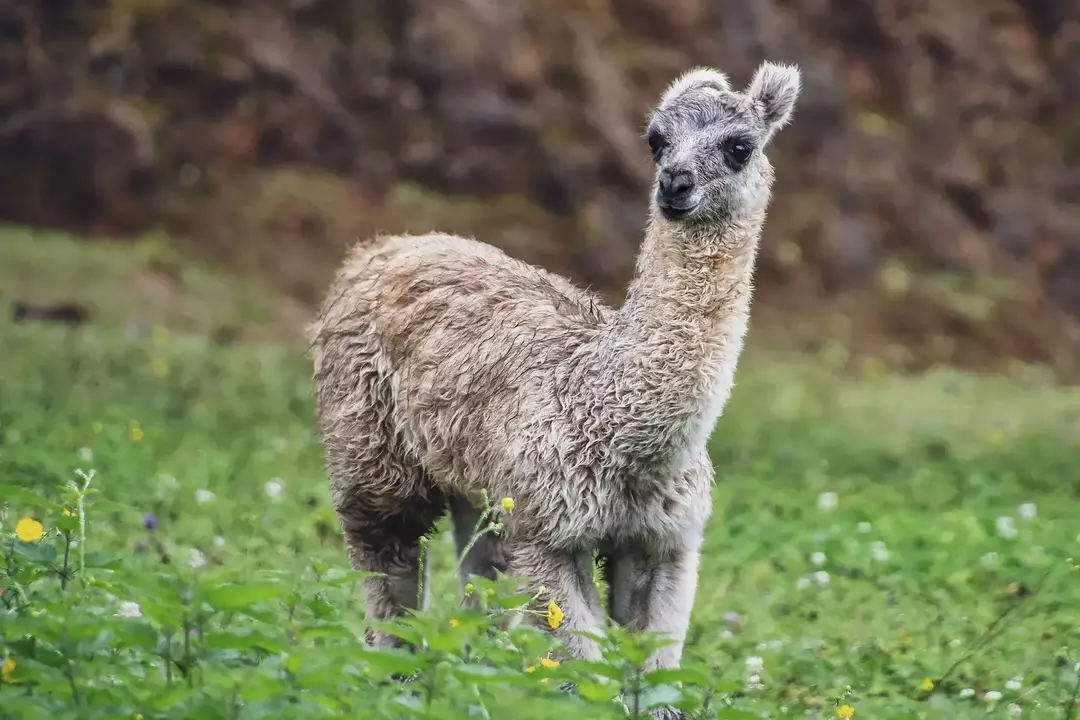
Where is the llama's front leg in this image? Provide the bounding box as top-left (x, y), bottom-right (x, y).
top-left (606, 545), bottom-right (701, 671)
top-left (509, 543), bottom-right (606, 661)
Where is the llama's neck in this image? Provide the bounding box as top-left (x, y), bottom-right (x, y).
top-left (587, 206), bottom-right (764, 470)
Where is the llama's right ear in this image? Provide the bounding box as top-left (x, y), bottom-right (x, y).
top-left (748, 61), bottom-right (801, 138)
top-left (657, 67), bottom-right (731, 111)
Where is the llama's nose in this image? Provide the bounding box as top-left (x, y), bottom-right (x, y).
top-left (657, 168), bottom-right (695, 203)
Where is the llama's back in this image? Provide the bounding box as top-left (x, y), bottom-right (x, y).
top-left (310, 232), bottom-right (610, 497)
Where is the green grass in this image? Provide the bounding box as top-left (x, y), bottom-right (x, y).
top-left (2, 228), bottom-right (1079, 719)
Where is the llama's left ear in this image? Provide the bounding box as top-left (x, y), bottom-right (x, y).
top-left (658, 67), bottom-right (731, 111)
top-left (748, 61), bottom-right (801, 139)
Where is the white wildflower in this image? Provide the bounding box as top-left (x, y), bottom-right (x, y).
top-left (796, 575), bottom-right (812, 590)
top-left (745, 673), bottom-right (764, 691)
top-left (857, 521), bottom-right (872, 534)
top-left (195, 489), bottom-right (215, 504)
top-left (721, 629), bottom-right (733, 640)
top-left (996, 516), bottom-right (1017, 539)
top-left (1017, 503), bottom-right (1036, 521)
top-left (959, 688), bottom-right (975, 698)
top-left (870, 541), bottom-right (890, 562)
top-left (189, 548), bottom-right (207, 569)
top-left (116, 601), bottom-right (142, 619)
top-left (810, 551), bottom-right (826, 567)
top-left (949, 638), bottom-right (963, 648)
top-left (1005, 677), bottom-right (1022, 691)
top-left (77, 447), bottom-right (94, 462)
top-left (745, 656), bottom-right (764, 673)
top-left (264, 478), bottom-right (284, 502)
top-left (213, 536), bottom-right (226, 547)
top-left (984, 690), bottom-right (1002, 703)
top-left (1007, 704), bottom-right (1021, 717)
top-left (812, 570), bottom-right (830, 586)
top-left (817, 492), bottom-right (838, 512)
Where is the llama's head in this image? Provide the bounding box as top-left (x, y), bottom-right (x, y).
top-left (645, 61), bottom-right (801, 224)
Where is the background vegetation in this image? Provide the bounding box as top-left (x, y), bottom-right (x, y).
top-left (2, 230), bottom-right (1079, 718)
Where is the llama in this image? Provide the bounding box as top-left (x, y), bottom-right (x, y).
top-left (309, 61), bottom-right (800, 674)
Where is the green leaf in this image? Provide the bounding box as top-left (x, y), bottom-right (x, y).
top-left (562, 660), bottom-right (625, 681)
top-left (451, 663), bottom-right (531, 684)
top-left (203, 582), bottom-right (289, 610)
top-left (355, 646), bottom-right (423, 676)
top-left (81, 551), bottom-right (122, 569)
top-left (498, 595), bottom-right (532, 609)
top-left (716, 709), bottom-right (765, 720)
top-left (577, 680), bottom-right (620, 702)
top-left (11, 539), bottom-right (58, 564)
top-left (0, 486), bottom-right (56, 511)
top-left (639, 683), bottom-right (683, 709)
top-left (643, 667), bottom-right (710, 687)
top-left (203, 628), bottom-right (287, 654)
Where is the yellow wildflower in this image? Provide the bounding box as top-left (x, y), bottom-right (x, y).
top-left (131, 423), bottom-right (144, 442)
top-left (1, 658), bottom-right (14, 682)
top-left (539, 657), bottom-right (560, 669)
top-left (922, 677), bottom-right (934, 692)
top-left (63, 508), bottom-right (74, 517)
top-left (449, 618), bottom-right (460, 629)
top-left (500, 497), bottom-right (515, 512)
top-left (525, 666), bottom-right (536, 673)
top-left (136, 714), bottom-right (143, 720)
top-left (837, 705), bottom-right (854, 719)
top-left (15, 517), bottom-right (44, 543)
top-left (464, 583), bottom-right (475, 597)
top-left (546, 601), bottom-right (564, 630)
top-left (152, 358), bottom-right (169, 378)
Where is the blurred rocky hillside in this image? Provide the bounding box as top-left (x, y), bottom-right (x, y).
top-left (2, 0), bottom-right (1079, 374)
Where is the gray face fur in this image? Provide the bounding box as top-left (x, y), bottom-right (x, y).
top-left (645, 62), bottom-right (801, 223)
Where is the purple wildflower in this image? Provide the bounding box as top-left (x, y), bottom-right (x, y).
top-left (144, 514), bottom-right (159, 531)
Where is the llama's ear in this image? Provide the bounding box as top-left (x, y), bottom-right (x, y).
top-left (748, 61), bottom-right (801, 137)
top-left (658, 67), bottom-right (731, 110)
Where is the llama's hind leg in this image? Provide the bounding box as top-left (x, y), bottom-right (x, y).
top-left (341, 512), bottom-right (440, 647)
top-left (332, 460), bottom-right (445, 648)
top-left (604, 545), bottom-right (701, 672)
top-left (449, 494), bottom-right (508, 605)
top-left (508, 543), bottom-right (606, 661)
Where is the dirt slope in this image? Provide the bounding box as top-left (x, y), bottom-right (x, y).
top-left (2, 0), bottom-right (1078, 374)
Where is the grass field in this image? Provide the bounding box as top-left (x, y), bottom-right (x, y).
top-left (2, 228), bottom-right (1079, 719)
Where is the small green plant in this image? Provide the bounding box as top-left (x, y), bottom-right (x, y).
top-left (1, 476), bottom-right (750, 719)
top-left (4, 227), bottom-right (1080, 718)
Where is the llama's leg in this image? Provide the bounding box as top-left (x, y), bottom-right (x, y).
top-left (509, 543), bottom-right (606, 661)
top-left (605, 545), bottom-right (700, 670)
top-left (604, 545), bottom-right (700, 720)
top-left (449, 494), bottom-right (508, 606)
top-left (331, 456), bottom-right (445, 648)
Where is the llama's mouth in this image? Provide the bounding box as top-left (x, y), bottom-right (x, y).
top-left (657, 202), bottom-right (698, 221)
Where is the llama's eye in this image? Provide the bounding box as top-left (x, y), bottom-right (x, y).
top-left (724, 138), bottom-right (754, 166)
top-left (647, 130), bottom-right (667, 160)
